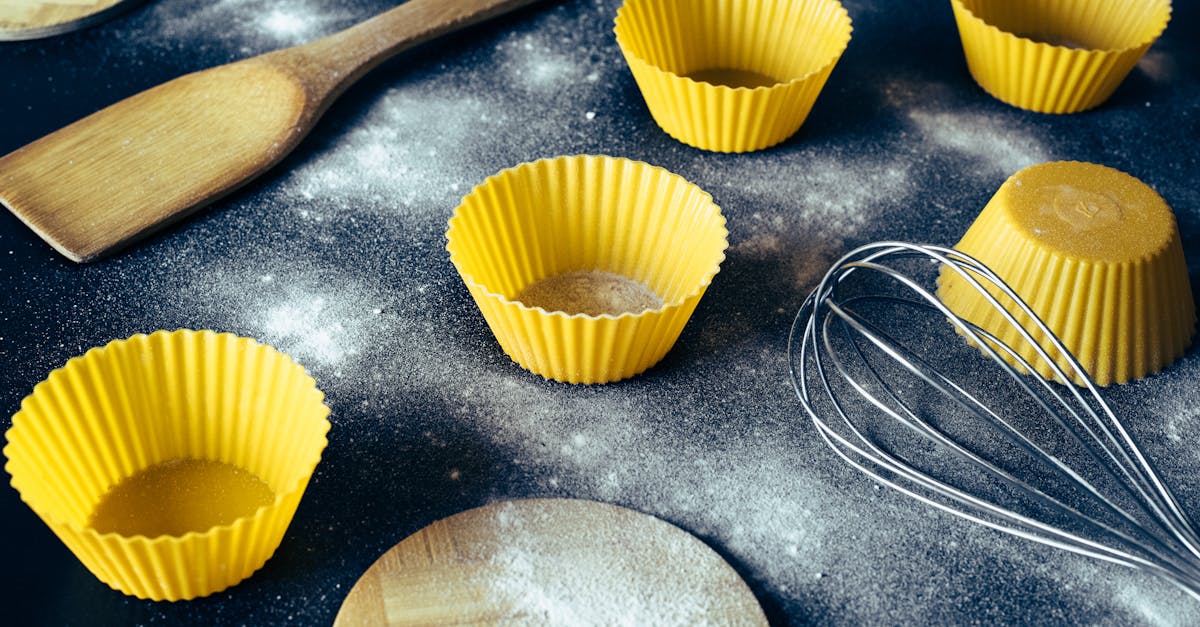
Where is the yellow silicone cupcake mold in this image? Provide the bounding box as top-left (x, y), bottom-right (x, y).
top-left (446, 155), bottom-right (729, 384)
top-left (614, 0), bottom-right (852, 152)
top-left (938, 162), bottom-right (1195, 386)
top-left (949, 0), bottom-right (1172, 113)
top-left (3, 330), bottom-right (332, 600)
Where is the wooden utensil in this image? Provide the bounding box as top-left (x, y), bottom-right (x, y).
top-left (334, 499), bottom-right (768, 626)
top-left (0, 0), bottom-right (142, 40)
top-left (0, 0), bottom-right (541, 262)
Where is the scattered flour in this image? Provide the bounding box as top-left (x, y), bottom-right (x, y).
top-left (516, 270), bottom-right (662, 316)
top-left (143, 0), bottom-right (350, 48)
top-left (908, 108), bottom-right (1049, 176)
top-left (43, 0), bottom-right (1195, 625)
top-left (468, 500), bottom-right (759, 625)
top-left (261, 9), bottom-right (318, 41)
top-left (498, 33), bottom-right (581, 91)
top-left (258, 9), bottom-right (619, 225)
top-left (260, 294), bottom-right (357, 367)
top-left (1115, 580), bottom-right (1196, 627)
top-left (1133, 356), bottom-right (1200, 468)
top-left (281, 91), bottom-right (493, 216)
top-left (718, 152), bottom-right (913, 290)
top-left (1138, 50), bottom-right (1178, 85)
top-left (168, 258), bottom-right (389, 376)
top-left (884, 77), bottom-right (1051, 176)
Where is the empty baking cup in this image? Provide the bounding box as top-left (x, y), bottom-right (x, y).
top-left (3, 330), bottom-right (331, 601)
top-left (949, 0), bottom-right (1172, 113)
top-left (937, 162), bottom-right (1195, 386)
top-left (446, 155), bottom-right (728, 384)
top-left (614, 0), bottom-right (852, 152)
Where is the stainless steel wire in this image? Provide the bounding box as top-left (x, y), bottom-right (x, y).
top-left (787, 241), bottom-right (1200, 602)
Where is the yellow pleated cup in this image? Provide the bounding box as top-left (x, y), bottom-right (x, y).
top-left (3, 330), bottom-right (332, 600)
top-left (938, 162), bottom-right (1195, 386)
top-left (949, 0), bottom-right (1172, 114)
top-left (446, 155), bottom-right (729, 384)
top-left (614, 0), bottom-right (852, 153)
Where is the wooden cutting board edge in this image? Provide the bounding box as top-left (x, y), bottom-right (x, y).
top-left (334, 498), bottom-right (771, 626)
top-left (0, 0), bottom-right (146, 41)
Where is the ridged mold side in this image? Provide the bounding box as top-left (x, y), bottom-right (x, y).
top-left (615, 0), bottom-right (852, 152)
top-left (939, 200), bottom-right (1194, 385)
top-left (3, 330), bottom-right (331, 600)
top-left (447, 155), bottom-right (728, 384)
top-left (950, 0), bottom-right (1170, 113)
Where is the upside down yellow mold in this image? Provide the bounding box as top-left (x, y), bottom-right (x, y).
top-left (938, 161), bottom-right (1195, 385)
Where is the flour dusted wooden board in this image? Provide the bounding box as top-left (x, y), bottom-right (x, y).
top-left (334, 499), bottom-right (768, 626)
top-left (0, 0), bottom-right (141, 40)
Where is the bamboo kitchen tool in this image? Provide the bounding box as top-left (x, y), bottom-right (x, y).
top-left (334, 499), bottom-right (768, 625)
top-left (0, 0), bottom-right (541, 262)
top-left (0, 0), bottom-right (144, 41)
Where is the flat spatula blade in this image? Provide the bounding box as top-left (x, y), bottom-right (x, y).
top-left (0, 60), bottom-right (308, 262)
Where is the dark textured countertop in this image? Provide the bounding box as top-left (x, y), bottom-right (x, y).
top-left (2, 0), bottom-right (1199, 624)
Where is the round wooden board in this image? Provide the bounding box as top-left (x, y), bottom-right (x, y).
top-left (335, 498), bottom-right (768, 626)
top-left (0, 0), bottom-right (143, 40)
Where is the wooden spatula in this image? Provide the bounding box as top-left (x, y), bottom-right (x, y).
top-left (0, 0), bottom-right (541, 262)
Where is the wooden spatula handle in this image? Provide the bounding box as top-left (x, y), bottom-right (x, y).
top-left (0, 0), bottom-right (546, 262)
top-left (275, 0), bottom-right (542, 102)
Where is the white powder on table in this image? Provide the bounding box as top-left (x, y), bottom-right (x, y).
top-left (280, 90), bottom-right (494, 217)
top-left (1137, 50), bottom-right (1178, 85)
top-left (98, 1), bottom-right (1198, 625)
top-left (884, 77), bottom-right (1050, 176)
top-left (468, 500), bottom-right (762, 625)
top-left (704, 149), bottom-right (913, 291)
top-left (1148, 364), bottom-right (1200, 460)
top-left (261, 9), bottom-right (316, 40)
top-left (498, 32), bottom-right (582, 91)
top-left (908, 108), bottom-right (1048, 176)
top-left (143, 0), bottom-right (352, 49)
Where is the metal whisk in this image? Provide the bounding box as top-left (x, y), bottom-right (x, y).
top-left (787, 241), bottom-right (1200, 602)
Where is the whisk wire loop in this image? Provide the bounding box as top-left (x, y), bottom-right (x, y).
top-left (829, 295), bottom-right (1200, 585)
top-left (788, 242), bottom-right (1200, 601)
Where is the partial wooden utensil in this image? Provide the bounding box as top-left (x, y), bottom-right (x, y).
top-left (0, 0), bottom-right (541, 262)
top-left (334, 499), bottom-right (768, 625)
top-left (0, 0), bottom-right (143, 40)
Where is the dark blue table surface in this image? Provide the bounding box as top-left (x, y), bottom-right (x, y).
top-left (2, 0), bottom-right (1199, 624)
